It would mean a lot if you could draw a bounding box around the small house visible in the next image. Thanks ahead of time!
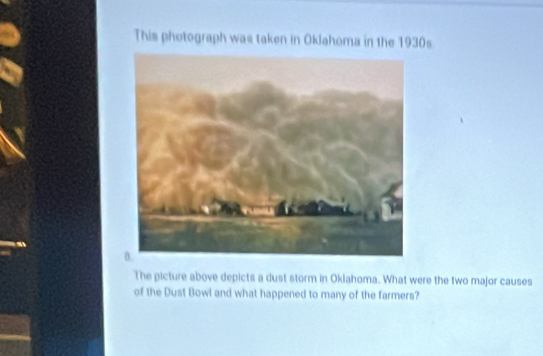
[241,205,275,217]
[381,181,403,221]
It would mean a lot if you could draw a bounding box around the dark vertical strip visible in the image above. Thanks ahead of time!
[0,0,32,317]
[25,0,102,353]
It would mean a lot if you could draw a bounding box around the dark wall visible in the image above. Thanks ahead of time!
[25,0,102,351]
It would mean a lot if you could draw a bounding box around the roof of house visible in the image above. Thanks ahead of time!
[382,181,403,199]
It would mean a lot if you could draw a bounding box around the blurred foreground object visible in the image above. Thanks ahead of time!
[0,22,21,47]
[0,314,31,356]
[0,123,24,166]
[0,57,23,87]
[0,239,26,256]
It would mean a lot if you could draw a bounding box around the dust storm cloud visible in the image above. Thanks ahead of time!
[136,76,403,213]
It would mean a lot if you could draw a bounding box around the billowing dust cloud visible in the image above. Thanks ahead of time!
[137,81,402,213]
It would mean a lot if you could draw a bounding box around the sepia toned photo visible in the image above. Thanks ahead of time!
[135,54,403,255]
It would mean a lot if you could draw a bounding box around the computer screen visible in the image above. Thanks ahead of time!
[97,1,543,354]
